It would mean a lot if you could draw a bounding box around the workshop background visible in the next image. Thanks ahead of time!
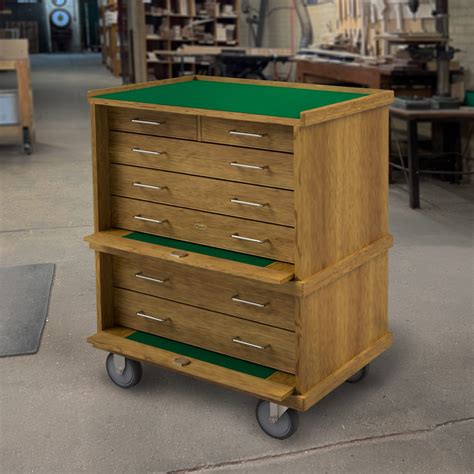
[0,0,472,473]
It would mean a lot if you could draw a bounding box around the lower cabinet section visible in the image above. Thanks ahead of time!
[113,287,296,373]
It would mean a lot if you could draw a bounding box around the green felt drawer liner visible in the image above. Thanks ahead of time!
[126,331,277,379]
[123,231,274,267]
[95,79,367,119]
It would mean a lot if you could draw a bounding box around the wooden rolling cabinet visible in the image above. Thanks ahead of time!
[85,76,394,439]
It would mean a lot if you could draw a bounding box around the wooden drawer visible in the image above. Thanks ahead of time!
[112,255,295,330]
[114,288,296,373]
[108,108,197,140]
[109,131,294,190]
[111,196,295,262]
[110,164,294,227]
[201,117,294,153]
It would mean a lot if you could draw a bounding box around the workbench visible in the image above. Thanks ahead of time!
[296,58,449,97]
[85,76,393,439]
[390,106,474,209]
[0,39,34,154]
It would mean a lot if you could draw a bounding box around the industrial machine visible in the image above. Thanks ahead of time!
[43,0,81,53]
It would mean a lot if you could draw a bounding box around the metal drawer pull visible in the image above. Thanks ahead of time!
[229,162,267,170]
[136,310,169,324]
[133,181,167,191]
[135,272,167,284]
[133,215,167,224]
[230,198,267,208]
[232,296,269,308]
[229,130,264,138]
[131,119,163,126]
[230,233,268,244]
[232,337,270,350]
[132,147,162,156]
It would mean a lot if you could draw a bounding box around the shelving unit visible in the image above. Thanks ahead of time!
[99,0,121,77]
[142,0,240,80]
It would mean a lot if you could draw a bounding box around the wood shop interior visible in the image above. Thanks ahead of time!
[0,0,472,471]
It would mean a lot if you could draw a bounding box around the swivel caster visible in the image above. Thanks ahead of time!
[105,353,142,389]
[255,400,299,439]
[346,364,370,384]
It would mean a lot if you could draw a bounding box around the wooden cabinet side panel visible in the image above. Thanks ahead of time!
[91,104,111,232]
[95,252,114,331]
[295,252,389,394]
[294,106,389,279]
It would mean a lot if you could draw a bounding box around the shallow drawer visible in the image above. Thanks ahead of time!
[201,117,294,153]
[111,196,295,262]
[112,255,295,330]
[108,108,197,140]
[109,131,294,190]
[114,288,296,373]
[110,164,294,227]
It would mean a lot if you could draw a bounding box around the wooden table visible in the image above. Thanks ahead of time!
[0,39,34,153]
[296,59,442,97]
[390,106,474,208]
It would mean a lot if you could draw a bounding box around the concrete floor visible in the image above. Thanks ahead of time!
[0,54,473,474]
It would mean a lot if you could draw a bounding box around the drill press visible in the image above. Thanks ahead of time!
[394,0,460,109]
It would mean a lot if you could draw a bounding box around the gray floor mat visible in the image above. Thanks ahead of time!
[0,263,55,357]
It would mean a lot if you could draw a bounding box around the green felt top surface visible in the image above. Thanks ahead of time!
[126,331,276,379]
[95,79,367,119]
[124,232,274,267]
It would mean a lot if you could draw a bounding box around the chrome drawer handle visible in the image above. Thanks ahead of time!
[232,295,269,308]
[232,336,270,350]
[135,272,167,284]
[230,233,268,244]
[229,130,264,138]
[134,215,167,224]
[229,161,267,170]
[131,119,164,126]
[136,310,169,324]
[132,147,162,156]
[230,198,267,208]
[133,181,167,191]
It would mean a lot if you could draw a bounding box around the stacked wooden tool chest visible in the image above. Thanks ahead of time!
[86,76,393,438]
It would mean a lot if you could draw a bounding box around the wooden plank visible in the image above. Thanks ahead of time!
[87,75,195,99]
[0,39,28,59]
[285,332,393,411]
[294,106,390,279]
[87,327,296,402]
[84,229,298,288]
[88,98,301,127]
[195,75,385,95]
[300,235,393,295]
[301,90,394,126]
[15,59,33,134]
[295,253,389,393]
[90,104,111,231]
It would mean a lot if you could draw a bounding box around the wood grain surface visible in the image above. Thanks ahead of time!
[113,288,296,372]
[110,164,295,226]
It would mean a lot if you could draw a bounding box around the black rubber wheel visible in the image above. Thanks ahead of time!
[255,400,299,439]
[23,143,32,155]
[105,353,142,389]
[22,127,32,155]
[346,364,370,384]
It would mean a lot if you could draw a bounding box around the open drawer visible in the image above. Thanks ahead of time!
[84,229,296,286]
[88,327,296,402]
